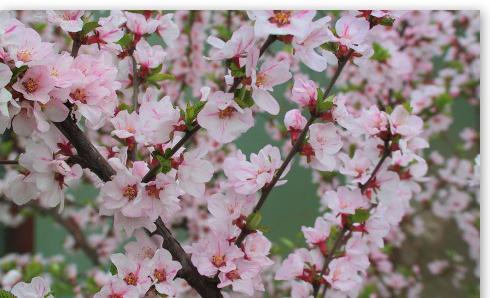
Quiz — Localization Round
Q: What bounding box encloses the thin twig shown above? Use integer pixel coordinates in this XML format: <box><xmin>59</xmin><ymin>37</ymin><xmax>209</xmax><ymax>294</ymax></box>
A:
<box><xmin>235</xmin><ymin>50</ymin><xmax>354</xmax><ymax>246</ymax></box>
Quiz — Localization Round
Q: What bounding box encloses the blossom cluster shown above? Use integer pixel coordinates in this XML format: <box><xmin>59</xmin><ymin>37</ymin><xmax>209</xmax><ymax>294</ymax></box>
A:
<box><xmin>0</xmin><ymin>9</ymin><xmax>479</xmax><ymax>298</ymax></box>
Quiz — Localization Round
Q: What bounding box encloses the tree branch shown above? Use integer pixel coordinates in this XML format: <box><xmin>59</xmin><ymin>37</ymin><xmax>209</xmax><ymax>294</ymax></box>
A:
<box><xmin>235</xmin><ymin>50</ymin><xmax>354</xmax><ymax>246</ymax></box>
<box><xmin>313</xmin><ymin>136</ymin><xmax>392</xmax><ymax>297</ymax></box>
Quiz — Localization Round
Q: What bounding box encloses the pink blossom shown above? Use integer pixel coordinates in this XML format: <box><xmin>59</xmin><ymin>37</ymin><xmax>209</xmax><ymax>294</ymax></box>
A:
<box><xmin>357</xmin><ymin>105</ymin><xmax>389</xmax><ymax>136</ymax></box>
<box><xmin>291</xmin><ymin>76</ymin><xmax>318</xmax><ymax>108</ymax></box>
<box><xmin>275</xmin><ymin>251</ymin><xmax>304</xmax><ymax>280</ymax></box>
<box><xmin>207</xmin><ymin>189</ymin><xmax>257</xmax><ymax>221</ymax></box>
<box><xmin>197</xmin><ymin>91</ymin><xmax>254</xmax><ymax>143</ymax></box>
<box><xmin>13</xmin><ymin>65</ymin><xmax>55</xmax><ymax>104</ymax></box>
<box><xmin>94</xmin><ymin>276</ymin><xmax>139</xmax><ymax>298</ymax></box>
<box><xmin>250</xmin><ymin>59</ymin><xmax>292</xmax><ymax>115</ymax></box>
<box><xmin>207</xmin><ymin>25</ymin><xmax>255</xmax><ymax>64</ymax></box>
<box><xmin>389</xmin><ymin>106</ymin><xmax>424</xmax><ymax>138</ymax></box>
<box><xmin>308</xmin><ymin>123</ymin><xmax>343</xmax><ymax>171</ymax></box>
<box><xmin>133</xmin><ymin>40</ymin><xmax>166</xmax><ymax>69</ymax></box>
<box><xmin>190</xmin><ymin>233</ymin><xmax>244</xmax><ymax>276</ymax></box>
<box><xmin>364</xmin><ymin>215</ymin><xmax>390</xmax><ymax>248</ymax></box>
<box><xmin>291</xmin><ymin>280</ymin><xmax>313</xmax><ymax>298</ymax></box>
<box><xmin>324</xmin><ymin>186</ymin><xmax>367</xmax><ymax>216</ymax></box>
<box><xmin>11</xmin><ymin>140</ymin><xmax>82</xmax><ymax>208</ymax></box>
<box><xmin>301</xmin><ymin>217</ymin><xmax>331</xmax><ymax>246</ymax></box>
<box><xmin>11</xmin><ymin>276</ymin><xmax>53</xmax><ymax>298</ymax></box>
<box><xmin>284</xmin><ymin>109</ymin><xmax>307</xmax><ymax>131</ymax></box>
<box><xmin>217</xmin><ymin>259</ymin><xmax>261</xmax><ymax>296</ymax></box>
<box><xmin>248</xmin><ymin>10</ymin><xmax>316</xmax><ymax>39</ymax></box>
<box><xmin>223</xmin><ymin>145</ymin><xmax>285</xmax><ymax>195</ymax></box>
<box><xmin>148</xmin><ymin>248</ymin><xmax>182</xmax><ymax>296</ymax></box>
<box><xmin>134</xmin><ymin>170</ymin><xmax>181</xmax><ymax>221</ymax></box>
<box><xmin>177</xmin><ymin>149</ymin><xmax>214</xmax><ymax>197</ymax></box>
<box><xmin>293</xmin><ymin>16</ymin><xmax>337</xmax><ymax>71</ymax></box>
<box><xmin>0</xmin><ymin>62</ymin><xmax>13</xmax><ymax>117</ymax></box>
<box><xmin>111</xmin><ymin>110</ymin><xmax>139</xmax><ymax>139</ymax></box>
<box><xmin>334</xmin><ymin>15</ymin><xmax>370</xmax><ymax>50</ymax></box>
<box><xmin>124</xmin><ymin>229</ymin><xmax>163</xmax><ymax>261</ymax></box>
<box><xmin>125</xmin><ymin>12</ymin><xmax>159</xmax><ymax>36</ymax></box>
<box><xmin>338</xmin><ymin>151</ymin><xmax>372</xmax><ymax>184</ymax></box>
<box><xmin>325</xmin><ymin>257</ymin><xmax>363</xmax><ymax>292</ymax></box>
<box><xmin>100</xmin><ymin>159</ymin><xmax>145</xmax><ymax>217</ymax></box>
<box><xmin>110</xmin><ymin>253</ymin><xmax>152</xmax><ymax>295</ymax></box>
<box><xmin>158</xmin><ymin>13</ymin><xmax>180</xmax><ymax>46</ymax></box>
<box><xmin>137</xmin><ymin>93</ymin><xmax>180</xmax><ymax>145</ymax></box>
<box><xmin>242</xmin><ymin>231</ymin><xmax>273</xmax><ymax>266</ymax></box>
<box><xmin>46</xmin><ymin>10</ymin><xmax>84</xmax><ymax>32</ymax></box>
<box><xmin>6</xmin><ymin>27</ymin><xmax>53</xmax><ymax>67</ymax></box>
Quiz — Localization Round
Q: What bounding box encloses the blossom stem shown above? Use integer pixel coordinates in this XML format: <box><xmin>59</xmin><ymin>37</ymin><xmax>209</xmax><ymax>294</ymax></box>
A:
<box><xmin>0</xmin><ymin>160</ymin><xmax>18</xmax><ymax>165</ymax></box>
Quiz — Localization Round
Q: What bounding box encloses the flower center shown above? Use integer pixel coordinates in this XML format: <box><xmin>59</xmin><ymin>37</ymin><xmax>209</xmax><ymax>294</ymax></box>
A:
<box><xmin>268</xmin><ymin>11</ymin><xmax>292</xmax><ymax>27</ymax></box>
<box><xmin>123</xmin><ymin>184</ymin><xmax>138</xmax><ymax>200</ymax></box>
<box><xmin>70</xmin><ymin>88</ymin><xmax>88</xmax><ymax>103</ymax></box>
<box><xmin>123</xmin><ymin>272</ymin><xmax>138</xmax><ymax>285</ymax></box>
<box><xmin>22</xmin><ymin>78</ymin><xmax>39</xmax><ymax>93</ymax></box>
<box><xmin>212</xmin><ymin>255</ymin><xmax>226</xmax><ymax>268</ymax></box>
<box><xmin>225</xmin><ymin>269</ymin><xmax>241</xmax><ymax>281</ymax></box>
<box><xmin>145</xmin><ymin>184</ymin><xmax>161</xmax><ymax>199</ymax></box>
<box><xmin>108</xmin><ymin>295</ymin><xmax>123</xmax><ymax>298</ymax></box>
<box><xmin>17</xmin><ymin>49</ymin><xmax>32</xmax><ymax>62</ymax></box>
<box><xmin>255</xmin><ymin>73</ymin><xmax>267</xmax><ymax>87</ymax></box>
<box><xmin>153</xmin><ymin>268</ymin><xmax>167</xmax><ymax>282</ymax></box>
<box><xmin>219</xmin><ymin>107</ymin><xmax>236</xmax><ymax>119</ymax></box>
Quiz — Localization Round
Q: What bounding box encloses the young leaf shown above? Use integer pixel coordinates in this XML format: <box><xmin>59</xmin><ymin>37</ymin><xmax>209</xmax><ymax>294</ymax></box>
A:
<box><xmin>81</xmin><ymin>21</ymin><xmax>100</xmax><ymax>36</ymax></box>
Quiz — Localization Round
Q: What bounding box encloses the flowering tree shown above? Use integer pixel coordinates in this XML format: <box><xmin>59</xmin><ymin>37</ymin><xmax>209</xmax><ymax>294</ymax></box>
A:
<box><xmin>0</xmin><ymin>10</ymin><xmax>479</xmax><ymax>298</ymax></box>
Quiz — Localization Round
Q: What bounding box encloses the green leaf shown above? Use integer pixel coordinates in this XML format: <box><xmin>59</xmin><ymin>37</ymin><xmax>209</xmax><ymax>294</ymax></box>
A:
<box><xmin>23</xmin><ymin>261</ymin><xmax>43</xmax><ymax>282</ymax></box>
<box><xmin>81</xmin><ymin>21</ymin><xmax>100</xmax><ymax>36</ymax></box>
<box><xmin>109</xmin><ymin>262</ymin><xmax>118</xmax><ymax>275</ymax></box>
<box><xmin>434</xmin><ymin>93</ymin><xmax>452</xmax><ymax>110</ymax></box>
<box><xmin>10</xmin><ymin>65</ymin><xmax>28</xmax><ymax>84</ymax></box>
<box><xmin>370</xmin><ymin>42</ymin><xmax>391</xmax><ymax>62</ymax></box>
<box><xmin>246</xmin><ymin>212</ymin><xmax>262</xmax><ymax>230</ymax></box>
<box><xmin>234</xmin><ymin>87</ymin><xmax>254</xmax><ymax>109</ymax></box>
<box><xmin>185</xmin><ymin>101</ymin><xmax>206</xmax><ymax>127</ymax></box>
<box><xmin>150</xmin><ymin>64</ymin><xmax>163</xmax><ymax>76</ymax></box>
<box><xmin>147</xmin><ymin>73</ymin><xmax>175</xmax><ymax>84</ymax></box>
<box><xmin>280</xmin><ymin>237</ymin><xmax>296</xmax><ymax>249</ymax></box>
<box><xmin>85</xmin><ymin>277</ymin><xmax>101</xmax><ymax>294</ymax></box>
<box><xmin>156</xmin><ymin>155</ymin><xmax>172</xmax><ymax>174</ymax></box>
<box><xmin>379</xmin><ymin>17</ymin><xmax>395</xmax><ymax>27</ymax></box>
<box><xmin>403</xmin><ymin>101</ymin><xmax>413</xmax><ymax>113</ymax></box>
<box><xmin>215</xmin><ymin>25</ymin><xmax>232</xmax><ymax>40</ymax></box>
<box><xmin>351</xmin><ymin>208</ymin><xmax>370</xmax><ymax>223</ymax></box>
<box><xmin>117</xmin><ymin>33</ymin><xmax>134</xmax><ymax>49</ymax></box>
<box><xmin>0</xmin><ymin>290</ymin><xmax>15</xmax><ymax>298</ymax></box>
<box><xmin>32</xmin><ymin>22</ymin><xmax>47</xmax><ymax>33</ymax></box>
<box><xmin>316</xmin><ymin>94</ymin><xmax>334</xmax><ymax>113</ymax></box>
<box><xmin>229</xmin><ymin>62</ymin><xmax>245</xmax><ymax>78</ymax></box>
<box><xmin>359</xmin><ymin>284</ymin><xmax>377</xmax><ymax>298</ymax></box>
<box><xmin>320</xmin><ymin>42</ymin><xmax>339</xmax><ymax>52</ymax></box>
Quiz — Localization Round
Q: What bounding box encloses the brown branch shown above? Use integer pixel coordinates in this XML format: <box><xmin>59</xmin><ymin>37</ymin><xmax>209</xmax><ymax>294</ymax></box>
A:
<box><xmin>46</xmin><ymin>26</ymin><xmax>227</xmax><ymax>298</ymax></box>
<box><xmin>153</xmin><ymin>218</ymin><xmax>222</xmax><ymax>297</ymax></box>
<box><xmin>0</xmin><ymin>196</ymin><xmax>100</xmax><ymax>265</ymax></box>
<box><xmin>235</xmin><ymin>50</ymin><xmax>354</xmax><ymax>246</ymax></box>
<box><xmin>29</xmin><ymin>203</ymin><xmax>101</xmax><ymax>266</ymax></box>
<box><xmin>0</xmin><ymin>160</ymin><xmax>18</xmax><ymax>165</ymax></box>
